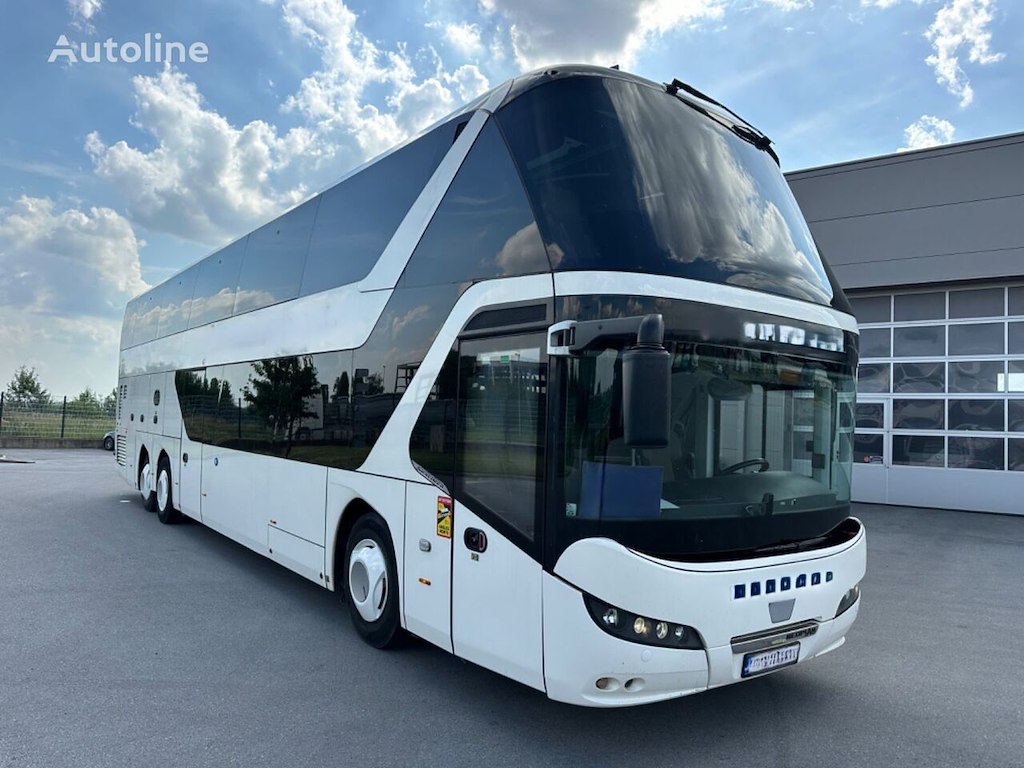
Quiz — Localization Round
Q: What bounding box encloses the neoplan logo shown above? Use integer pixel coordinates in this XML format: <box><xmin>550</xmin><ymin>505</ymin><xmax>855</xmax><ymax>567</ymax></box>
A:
<box><xmin>48</xmin><ymin>33</ymin><xmax>208</xmax><ymax>64</ymax></box>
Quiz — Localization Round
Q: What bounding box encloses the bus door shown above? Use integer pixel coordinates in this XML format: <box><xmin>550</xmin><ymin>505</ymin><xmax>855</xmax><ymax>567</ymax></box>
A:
<box><xmin>403</xmin><ymin>482</ymin><xmax>453</xmax><ymax>653</ymax></box>
<box><xmin>450</xmin><ymin>334</ymin><xmax>547</xmax><ymax>692</ymax></box>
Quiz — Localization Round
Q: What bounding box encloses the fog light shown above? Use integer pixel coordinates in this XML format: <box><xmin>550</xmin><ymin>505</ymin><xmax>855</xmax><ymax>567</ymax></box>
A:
<box><xmin>673</xmin><ymin>625</ymin><xmax>686</xmax><ymax>642</ymax></box>
<box><xmin>835</xmin><ymin>584</ymin><xmax>860</xmax><ymax>617</ymax></box>
<box><xmin>633</xmin><ymin>617</ymin><xmax>649</xmax><ymax>636</ymax></box>
<box><xmin>655</xmin><ymin>621</ymin><xmax>669</xmax><ymax>640</ymax></box>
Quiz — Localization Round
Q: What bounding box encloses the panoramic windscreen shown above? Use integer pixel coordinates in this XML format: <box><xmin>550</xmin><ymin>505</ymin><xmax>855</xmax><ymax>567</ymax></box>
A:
<box><xmin>496</xmin><ymin>75</ymin><xmax>835</xmax><ymax>306</ymax></box>
<box><xmin>553</xmin><ymin>315</ymin><xmax>855</xmax><ymax>560</ymax></box>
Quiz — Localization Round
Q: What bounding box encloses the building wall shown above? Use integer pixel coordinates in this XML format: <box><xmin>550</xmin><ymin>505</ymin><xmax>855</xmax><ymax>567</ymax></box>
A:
<box><xmin>786</xmin><ymin>133</ymin><xmax>1024</xmax><ymax>514</ymax></box>
<box><xmin>787</xmin><ymin>132</ymin><xmax>1024</xmax><ymax>290</ymax></box>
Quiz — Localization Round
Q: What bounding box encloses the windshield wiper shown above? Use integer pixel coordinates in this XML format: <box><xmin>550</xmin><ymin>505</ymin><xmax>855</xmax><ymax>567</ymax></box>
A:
<box><xmin>664</xmin><ymin>77</ymin><xmax>780</xmax><ymax>166</ymax></box>
<box><xmin>753</xmin><ymin>533</ymin><xmax>831</xmax><ymax>556</ymax></box>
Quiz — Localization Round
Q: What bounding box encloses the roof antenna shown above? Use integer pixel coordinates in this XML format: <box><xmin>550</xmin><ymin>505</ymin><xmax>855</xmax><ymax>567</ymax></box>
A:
<box><xmin>610</xmin><ymin>64</ymin><xmax>620</xmax><ymax>70</ymax></box>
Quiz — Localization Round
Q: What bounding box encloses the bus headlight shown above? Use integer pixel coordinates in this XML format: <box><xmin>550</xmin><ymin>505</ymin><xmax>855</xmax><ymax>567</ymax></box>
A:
<box><xmin>835</xmin><ymin>584</ymin><xmax>860</xmax><ymax>618</ymax></box>
<box><xmin>584</xmin><ymin>594</ymin><xmax>703</xmax><ymax>650</ymax></box>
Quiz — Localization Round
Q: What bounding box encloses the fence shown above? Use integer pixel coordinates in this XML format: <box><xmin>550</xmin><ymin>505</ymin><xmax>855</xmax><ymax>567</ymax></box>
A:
<box><xmin>0</xmin><ymin>393</ymin><xmax>115</xmax><ymax>440</ymax></box>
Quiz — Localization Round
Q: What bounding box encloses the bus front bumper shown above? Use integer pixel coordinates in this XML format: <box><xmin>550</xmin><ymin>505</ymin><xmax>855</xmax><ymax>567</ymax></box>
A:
<box><xmin>542</xmin><ymin>571</ymin><xmax>860</xmax><ymax>707</ymax></box>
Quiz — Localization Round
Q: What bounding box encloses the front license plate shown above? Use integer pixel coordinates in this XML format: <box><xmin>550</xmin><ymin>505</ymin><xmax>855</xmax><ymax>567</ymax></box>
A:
<box><xmin>742</xmin><ymin>643</ymin><xmax>800</xmax><ymax>678</ymax></box>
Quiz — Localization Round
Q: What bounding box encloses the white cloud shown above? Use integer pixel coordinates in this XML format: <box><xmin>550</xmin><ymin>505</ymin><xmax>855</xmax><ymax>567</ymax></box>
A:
<box><xmin>447</xmin><ymin>64</ymin><xmax>491</xmax><ymax>102</ymax></box>
<box><xmin>67</xmin><ymin>0</ymin><xmax>102</xmax><ymax>28</ymax></box>
<box><xmin>0</xmin><ymin>196</ymin><xmax>146</xmax><ymax>395</ymax></box>
<box><xmin>899</xmin><ymin>114</ymin><xmax>956</xmax><ymax>151</ymax></box>
<box><xmin>761</xmin><ymin>0</ymin><xmax>813</xmax><ymax>10</ymax></box>
<box><xmin>0</xmin><ymin>196</ymin><xmax>146</xmax><ymax>313</ymax></box>
<box><xmin>434</xmin><ymin>22</ymin><xmax>485</xmax><ymax>58</ymax></box>
<box><xmin>485</xmin><ymin>0</ymin><xmax>725</xmax><ymax>70</ymax></box>
<box><xmin>85</xmin><ymin>1</ymin><xmax>491</xmax><ymax>247</ymax></box>
<box><xmin>859</xmin><ymin>0</ymin><xmax>927</xmax><ymax>7</ymax></box>
<box><xmin>925</xmin><ymin>0</ymin><xmax>1003</xmax><ymax>107</ymax></box>
<box><xmin>85</xmin><ymin>68</ymin><xmax>319</xmax><ymax>246</ymax></box>
<box><xmin>281</xmin><ymin>0</ymin><xmax>484</xmax><ymax>148</ymax></box>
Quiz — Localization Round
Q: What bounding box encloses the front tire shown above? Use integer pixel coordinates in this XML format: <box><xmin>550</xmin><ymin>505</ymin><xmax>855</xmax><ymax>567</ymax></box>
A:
<box><xmin>155</xmin><ymin>456</ymin><xmax>181</xmax><ymax>524</ymax></box>
<box><xmin>345</xmin><ymin>514</ymin><xmax>403</xmax><ymax>649</ymax></box>
<box><xmin>139</xmin><ymin>458</ymin><xmax>157</xmax><ymax>512</ymax></box>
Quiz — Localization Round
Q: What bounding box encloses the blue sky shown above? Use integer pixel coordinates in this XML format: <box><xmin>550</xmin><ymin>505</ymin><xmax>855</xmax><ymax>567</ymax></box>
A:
<box><xmin>0</xmin><ymin>0</ymin><xmax>1020</xmax><ymax>395</ymax></box>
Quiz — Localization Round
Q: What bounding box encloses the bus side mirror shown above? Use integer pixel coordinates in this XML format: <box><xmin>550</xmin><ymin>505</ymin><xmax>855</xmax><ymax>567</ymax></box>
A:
<box><xmin>622</xmin><ymin>314</ymin><xmax>671</xmax><ymax>449</ymax></box>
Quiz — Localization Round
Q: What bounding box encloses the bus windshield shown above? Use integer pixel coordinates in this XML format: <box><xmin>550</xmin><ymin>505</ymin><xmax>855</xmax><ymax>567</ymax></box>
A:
<box><xmin>496</xmin><ymin>74</ymin><xmax>837</xmax><ymax>307</ymax></box>
<box><xmin>553</xmin><ymin>337</ymin><xmax>855</xmax><ymax>561</ymax></box>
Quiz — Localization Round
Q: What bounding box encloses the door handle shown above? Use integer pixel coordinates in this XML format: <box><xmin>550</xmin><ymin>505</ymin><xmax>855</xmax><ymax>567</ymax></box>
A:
<box><xmin>464</xmin><ymin>527</ymin><xmax>488</xmax><ymax>553</ymax></box>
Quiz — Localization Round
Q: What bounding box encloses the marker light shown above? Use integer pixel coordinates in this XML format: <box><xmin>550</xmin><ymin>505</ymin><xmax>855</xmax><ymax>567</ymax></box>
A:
<box><xmin>584</xmin><ymin>594</ymin><xmax>703</xmax><ymax>650</ymax></box>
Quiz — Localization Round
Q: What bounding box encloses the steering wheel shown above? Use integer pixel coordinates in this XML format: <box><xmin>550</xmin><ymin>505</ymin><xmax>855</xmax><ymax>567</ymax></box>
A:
<box><xmin>716</xmin><ymin>458</ymin><xmax>769</xmax><ymax>476</ymax></box>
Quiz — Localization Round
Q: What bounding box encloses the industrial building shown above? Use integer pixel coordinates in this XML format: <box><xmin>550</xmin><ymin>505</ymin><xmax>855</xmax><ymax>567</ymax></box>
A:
<box><xmin>787</xmin><ymin>131</ymin><xmax>1024</xmax><ymax>514</ymax></box>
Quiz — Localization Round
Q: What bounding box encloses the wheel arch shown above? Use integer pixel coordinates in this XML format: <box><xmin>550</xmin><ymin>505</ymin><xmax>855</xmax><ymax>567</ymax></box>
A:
<box><xmin>329</xmin><ymin>497</ymin><xmax>384</xmax><ymax>596</ymax></box>
<box><xmin>137</xmin><ymin>444</ymin><xmax>150</xmax><ymax>490</ymax></box>
<box><xmin>157</xmin><ymin>448</ymin><xmax>172</xmax><ymax>470</ymax></box>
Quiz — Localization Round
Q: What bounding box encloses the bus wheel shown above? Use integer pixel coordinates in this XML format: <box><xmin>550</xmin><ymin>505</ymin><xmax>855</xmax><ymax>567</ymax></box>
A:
<box><xmin>345</xmin><ymin>514</ymin><xmax>403</xmax><ymax>649</ymax></box>
<box><xmin>155</xmin><ymin>456</ymin><xmax>181</xmax><ymax>525</ymax></box>
<box><xmin>140</xmin><ymin>457</ymin><xmax>157</xmax><ymax>512</ymax></box>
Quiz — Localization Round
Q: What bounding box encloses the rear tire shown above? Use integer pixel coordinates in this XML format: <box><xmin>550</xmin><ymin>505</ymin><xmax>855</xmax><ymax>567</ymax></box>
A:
<box><xmin>155</xmin><ymin>456</ymin><xmax>180</xmax><ymax>524</ymax></box>
<box><xmin>103</xmin><ymin>435</ymin><xmax>114</xmax><ymax>451</ymax></box>
<box><xmin>139</xmin><ymin>457</ymin><xmax>157</xmax><ymax>512</ymax></box>
<box><xmin>344</xmin><ymin>513</ymin><xmax>404</xmax><ymax>649</ymax></box>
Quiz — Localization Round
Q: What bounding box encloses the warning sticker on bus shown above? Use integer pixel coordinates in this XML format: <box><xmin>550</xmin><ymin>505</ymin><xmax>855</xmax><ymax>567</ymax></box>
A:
<box><xmin>436</xmin><ymin>496</ymin><xmax>453</xmax><ymax>539</ymax></box>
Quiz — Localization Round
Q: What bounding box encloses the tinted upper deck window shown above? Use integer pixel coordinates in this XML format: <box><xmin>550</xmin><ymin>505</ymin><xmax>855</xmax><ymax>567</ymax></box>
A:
<box><xmin>496</xmin><ymin>77</ymin><xmax>835</xmax><ymax>306</ymax></box>
<box><xmin>156</xmin><ymin>266</ymin><xmax>199</xmax><ymax>338</ymax></box>
<box><xmin>398</xmin><ymin>120</ymin><xmax>548</xmax><ymax>288</ymax></box>
<box><xmin>188</xmin><ymin>237</ymin><xmax>247</xmax><ymax>328</ymax></box>
<box><xmin>299</xmin><ymin>121</ymin><xmax>455</xmax><ymax>296</ymax></box>
<box><xmin>234</xmin><ymin>198</ymin><xmax>318</xmax><ymax>315</ymax></box>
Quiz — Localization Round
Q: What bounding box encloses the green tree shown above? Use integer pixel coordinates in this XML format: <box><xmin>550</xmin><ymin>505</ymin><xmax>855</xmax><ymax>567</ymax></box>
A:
<box><xmin>70</xmin><ymin>387</ymin><xmax>105</xmax><ymax>417</ymax></box>
<box><xmin>243</xmin><ymin>356</ymin><xmax>319</xmax><ymax>456</ymax></box>
<box><xmin>5</xmin><ymin>366</ymin><xmax>51</xmax><ymax>406</ymax></box>
<box><xmin>102</xmin><ymin>387</ymin><xmax>117</xmax><ymax>414</ymax></box>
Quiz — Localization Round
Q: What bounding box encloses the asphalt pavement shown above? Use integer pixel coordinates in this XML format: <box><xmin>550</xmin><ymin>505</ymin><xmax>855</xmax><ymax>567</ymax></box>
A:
<box><xmin>1</xmin><ymin>450</ymin><xmax>1022</xmax><ymax>768</ymax></box>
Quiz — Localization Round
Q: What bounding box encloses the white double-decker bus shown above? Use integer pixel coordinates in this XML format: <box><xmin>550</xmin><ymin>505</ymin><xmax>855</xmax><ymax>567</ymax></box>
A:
<box><xmin>116</xmin><ymin>66</ymin><xmax>864</xmax><ymax>707</ymax></box>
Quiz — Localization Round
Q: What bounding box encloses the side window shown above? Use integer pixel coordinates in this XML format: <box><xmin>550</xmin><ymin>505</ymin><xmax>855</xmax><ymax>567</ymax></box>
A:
<box><xmin>234</xmin><ymin>198</ymin><xmax>318</xmax><ymax>315</ymax></box>
<box><xmin>456</xmin><ymin>334</ymin><xmax>547</xmax><ymax>542</ymax></box>
<box><xmin>410</xmin><ymin>348</ymin><xmax>459</xmax><ymax>491</ymax></box>
<box><xmin>133</xmin><ymin>291</ymin><xmax>159</xmax><ymax>346</ymax></box>
<box><xmin>300</xmin><ymin>121</ymin><xmax>455</xmax><ymax>296</ymax></box>
<box><xmin>156</xmin><ymin>266</ymin><xmax>199</xmax><ymax>338</ymax></box>
<box><xmin>175</xmin><ymin>368</ymin><xmax>216</xmax><ymax>442</ymax></box>
<box><xmin>349</xmin><ymin>282</ymin><xmax>463</xmax><ymax>467</ymax></box>
<box><xmin>121</xmin><ymin>299</ymin><xmax>138</xmax><ymax>349</ymax></box>
<box><xmin>188</xmin><ymin>237</ymin><xmax>247</xmax><ymax>328</ymax></box>
<box><xmin>397</xmin><ymin>120</ymin><xmax>549</xmax><ymax>289</ymax></box>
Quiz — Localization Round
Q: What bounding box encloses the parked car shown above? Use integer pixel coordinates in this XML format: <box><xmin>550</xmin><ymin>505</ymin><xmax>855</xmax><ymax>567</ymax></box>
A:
<box><xmin>103</xmin><ymin>431</ymin><xmax>115</xmax><ymax>451</ymax></box>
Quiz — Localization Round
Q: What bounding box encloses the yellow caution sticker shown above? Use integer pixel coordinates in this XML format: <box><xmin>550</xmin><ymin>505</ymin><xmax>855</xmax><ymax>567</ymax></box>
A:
<box><xmin>436</xmin><ymin>495</ymin><xmax>453</xmax><ymax>539</ymax></box>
